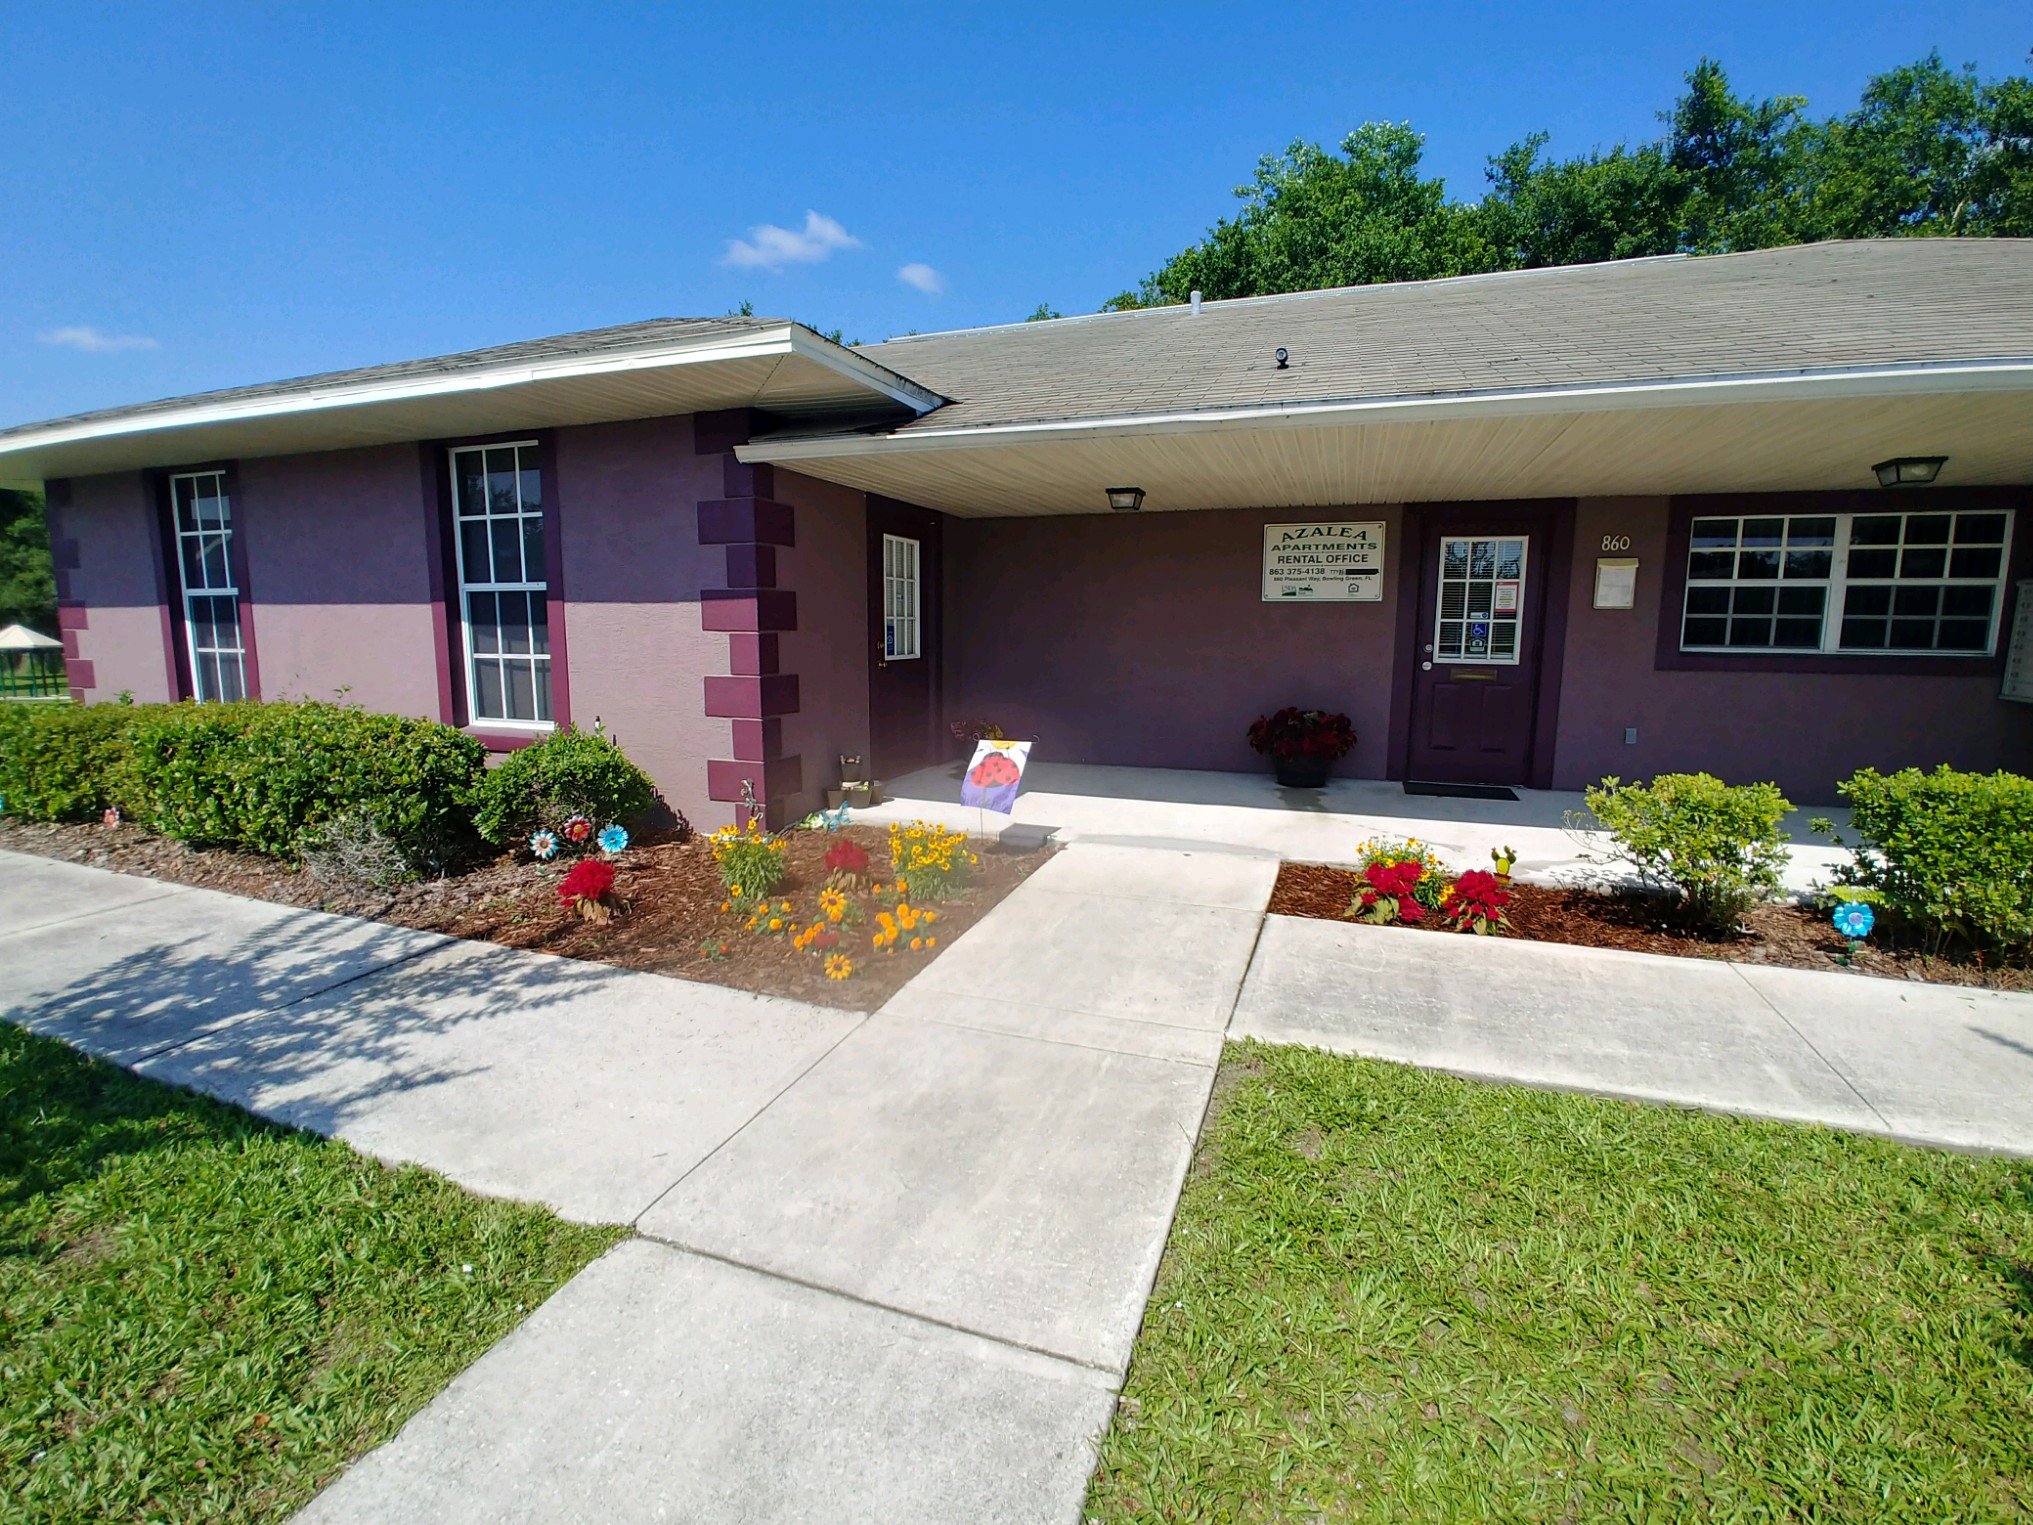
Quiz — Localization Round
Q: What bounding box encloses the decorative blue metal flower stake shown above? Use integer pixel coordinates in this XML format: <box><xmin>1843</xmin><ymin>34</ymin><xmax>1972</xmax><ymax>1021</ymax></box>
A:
<box><xmin>1831</xmin><ymin>898</ymin><xmax>1874</xmax><ymax>964</ymax></box>
<box><xmin>529</xmin><ymin>828</ymin><xmax>560</xmax><ymax>861</ymax></box>
<box><xmin>597</xmin><ymin>824</ymin><xmax>629</xmax><ymax>855</ymax></box>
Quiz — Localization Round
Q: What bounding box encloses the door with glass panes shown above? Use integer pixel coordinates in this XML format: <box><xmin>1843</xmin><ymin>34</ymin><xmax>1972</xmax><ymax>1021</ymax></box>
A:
<box><xmin>1406</xmin><ymin>522</ymin><xmax>1548</xmax><ymax>785</ymax></box>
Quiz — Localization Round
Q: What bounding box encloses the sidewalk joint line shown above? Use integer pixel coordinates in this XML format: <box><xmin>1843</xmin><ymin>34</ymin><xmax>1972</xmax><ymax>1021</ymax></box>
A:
<box><xmin>0</xmin><ymin>883</ymin><xmax>187</xmax><ymax>940</ymax></box>
<box><xmin>629</xmin><ymin>1013</ymin><xmax>873</xmax><ymax>1227</ymax></box>
<box><xmin>1726</xmin><ymin>963</ymin><xmax>1896</xmax><ymax>1134</ymax></box>
<box><xmin>877</xmin><ymin>1004</ymin><xmax>1217</xmax><ymax>1069</ymax></box>
<box><xmin>628</xmin><ymin>1231</ymin><xmax>1125</xmax><ymax>1379</ymax></box>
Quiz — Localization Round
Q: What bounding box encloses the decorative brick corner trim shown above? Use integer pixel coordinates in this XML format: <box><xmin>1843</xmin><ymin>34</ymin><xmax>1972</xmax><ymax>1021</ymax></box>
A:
<box><xmin>696</xmin><ymin>410</ymin><xmax>801</xmax><ymax>826</ymax></box>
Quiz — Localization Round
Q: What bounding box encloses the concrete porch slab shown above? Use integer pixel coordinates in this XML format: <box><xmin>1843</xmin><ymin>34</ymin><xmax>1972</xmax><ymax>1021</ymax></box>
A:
<box><xmin>139</xmin><ymin>938</ymin><xmax>863</xmax><ymax>1224</ymax></box>
<box><xmin>0</xmin><ymin>860</ymin><xmax>446</xmax><ymax>1065</ymax></box>
<box><xmin>0</xmin><ymin>847</ymin><xmax>184</xmax><ymax>931</ymax></box>
<box><xmin>860</xmin><ymin>761</ymin><xmax>1849</xmax><ymax>894</ymax></box>
<box><xmin>1233</xmin><ymin>914</ymin><xmax>1886</xmax><ymax>1134</ymax></box>
<box><xmin>294</xmin><ymin>1238</ymin><xmax>1117</xmax><ymax>1525</ymax></box>
<box><xmin>637</xmin><ymin>1012</ymin><xmax>1213</xmax><ymax>1373</ymax></box>
<box><xmin>1734</xmin><ymin>963</ymin><xmax>2033</xmax><ymax>1154</ymax></box>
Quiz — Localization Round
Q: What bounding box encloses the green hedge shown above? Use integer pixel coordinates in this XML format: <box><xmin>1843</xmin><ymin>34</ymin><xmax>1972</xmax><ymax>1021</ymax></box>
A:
<box><xmin>1</xmin><ymin>700</ymin><xmax>489</xmax><ymax>873</ymax></box>
<box><xmin>471</xmin><ymin>725</ymin><xmax>656</xmax><ymax>845</ymax></box>
<box><xmin>1583</xmin><ymin>772</ymin><xmax>1794</xmax><ymax>933</ymax></box>
<box><xmin>1831</xmin><ymin>766</ymin><xmax>2033</xmax><ymax>954</ymax></box>
<box><xmin>0</xmin><ymin>701</ymin><xmax>153</xmax><ymax>821</ymax></box>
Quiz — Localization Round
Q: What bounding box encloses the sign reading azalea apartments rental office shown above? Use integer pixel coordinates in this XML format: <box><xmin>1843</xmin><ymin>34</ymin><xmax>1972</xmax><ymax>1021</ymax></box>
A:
<box><xmin>1262</xmin><ymin>521</ymin><xmax>1387</xmax><ymax>602</ymax></box>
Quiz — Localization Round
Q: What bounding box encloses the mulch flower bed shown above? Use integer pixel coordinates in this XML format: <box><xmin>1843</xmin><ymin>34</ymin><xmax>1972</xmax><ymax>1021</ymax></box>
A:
<box><xmin>1270</xmin><ymin>860</ymin><xmax>2033</xmax><ymax>992</ymax></box>
<box><xmin>0</xmin><ymin>819</ymin><xmax>1053</xmax><ymax>1012</ymax></box>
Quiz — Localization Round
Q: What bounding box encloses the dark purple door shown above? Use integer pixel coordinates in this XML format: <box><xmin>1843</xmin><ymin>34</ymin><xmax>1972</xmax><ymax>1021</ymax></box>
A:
<box><xmin>1406</xmin><ymin>521</ymin><xmax>1548</xmax><ymax>785</ymax></box>
<box><xmin>867</xmin><ymin>498</ymin><xmax>943</xmax><ymax>779</ymax></box>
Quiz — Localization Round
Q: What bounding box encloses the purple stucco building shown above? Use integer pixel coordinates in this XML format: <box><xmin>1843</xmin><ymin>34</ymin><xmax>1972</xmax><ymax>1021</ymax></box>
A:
<box><xmin>5</xmin><ymin>241</ymin><xmax>2031</xmax><ymax>822</ymax></box>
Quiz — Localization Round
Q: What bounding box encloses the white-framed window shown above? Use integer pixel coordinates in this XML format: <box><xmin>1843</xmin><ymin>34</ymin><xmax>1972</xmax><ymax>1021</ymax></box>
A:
<box><xmin>170</xmin><ymin>469</ymin><xmax>248</xmax><ymax>702</ymax></box>
<box><xmin>882</xmin><ymin>533</ymin><xmax>921</xmax><ymax>660</ymax></box>
<box><xmin>1682</xmin><ymin>508</ymin><xmax>2013</xmax><ymax>655</ymax></box>
<box><xmin>450</xmin><ymin>441</ymin><xmax>552</xmax><ymax>726</ymax></box>
<box><xmin>1433</xmin><ymin>535</ymin><xmax>1528</xmax><ymax>664</ymax></box>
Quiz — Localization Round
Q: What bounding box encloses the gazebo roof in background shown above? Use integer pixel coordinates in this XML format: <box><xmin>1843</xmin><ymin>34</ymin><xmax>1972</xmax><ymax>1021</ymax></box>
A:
<box><xmin>0</xmin><ymin>623</ymin><xmax>62</xmax><ymax>651</ymax></box>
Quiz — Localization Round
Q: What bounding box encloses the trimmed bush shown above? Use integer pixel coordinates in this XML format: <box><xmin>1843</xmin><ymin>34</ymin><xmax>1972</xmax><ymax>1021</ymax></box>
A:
<box><xmin>0</xmin><ymin>701</ymin><xmax>151</xmax><ymax>821</ymax></box>
<box><xmin>1583</xmin><ymin>772</ymin><xmax>1793</xmax><ymax>932</ymax></box>
<box><xmin>471</xmin><ymin>725</ymin><xmax>656</xmax><ymax>845</ymax></box>
<box><xmin>123</xmin><ymin>702</ymin><xmax>487</xmax><ymax>872</ymax></box>
<box><xmin>1828</xmin><ymin>766</ymin><xmax>2033</xmax><ymax>955</ymax></box>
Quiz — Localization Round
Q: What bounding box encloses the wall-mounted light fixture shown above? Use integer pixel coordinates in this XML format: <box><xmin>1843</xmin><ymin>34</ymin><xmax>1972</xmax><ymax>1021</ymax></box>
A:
<box><xmin>1872</xmin><ymin>456</ymin><xmax>1947</xmax><ymax>488</ymax></box>
<box><xmin>1105</xmin><ymin>486</ymin><xmax>1146</xmax><ymax>512</ymax></box>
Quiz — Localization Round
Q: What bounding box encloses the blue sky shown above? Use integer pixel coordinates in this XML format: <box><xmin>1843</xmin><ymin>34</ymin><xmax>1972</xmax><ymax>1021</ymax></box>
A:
<box><xmin>2</xmin><ymin>2</ymin><xmax>2026</xmax><ymax>426</ymax></box>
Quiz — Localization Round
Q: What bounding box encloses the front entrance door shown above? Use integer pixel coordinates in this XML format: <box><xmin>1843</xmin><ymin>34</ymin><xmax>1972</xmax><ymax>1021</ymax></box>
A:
<box><xmin>866</xmin><ymin>499</ymin><xmax>942</xmax><ymax>779</ymax></box>
<box><xmin>1405</xmin><ymin>523</ymin><xmax>1548</xmax><ymax>785</ymax></box>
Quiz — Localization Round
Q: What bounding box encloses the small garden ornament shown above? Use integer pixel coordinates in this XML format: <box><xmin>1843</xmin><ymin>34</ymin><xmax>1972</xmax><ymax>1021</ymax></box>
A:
<box><xmin>1831</xmin><ymin>891</ymin><xmax>1876</xmax><ymax>964</ymax></box>
<box><xmin>1491</xmin><ymin>845</ymin><xmax>1518</xmax><ymax>883</ymax></box>
<box><xmin>597</xmin><ymin>823</ymin><xmax>629</xmax><ymax>855</ymax></box>
<box><xmin>529</xmin><ymin>828</ymin><xmax>560</xmax><ymax>860</ymax></box>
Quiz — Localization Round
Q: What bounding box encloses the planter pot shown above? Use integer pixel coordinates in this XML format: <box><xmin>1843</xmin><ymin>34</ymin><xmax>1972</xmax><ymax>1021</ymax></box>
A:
<box><xmin>1272</xmin><ymin>755</ymin><xmax>1334</xmax><ymax>789</ymax></box>
<box><xmin>827</xmin><ymin>784</ymin><xmax>881</xmax><ymax>810</ymax></box>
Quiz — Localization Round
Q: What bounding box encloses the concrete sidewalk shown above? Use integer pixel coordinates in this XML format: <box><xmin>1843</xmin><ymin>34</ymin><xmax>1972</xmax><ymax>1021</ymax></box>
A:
<box><xmin>0</xmin><ymin>843</ymin><xmax>1269</xmax><ymax>1522</ymax></box>
<box><xmin>1234</xmin><ymin>913</ymin><xmax>2033</xmax><ymax>1154</ymax></box>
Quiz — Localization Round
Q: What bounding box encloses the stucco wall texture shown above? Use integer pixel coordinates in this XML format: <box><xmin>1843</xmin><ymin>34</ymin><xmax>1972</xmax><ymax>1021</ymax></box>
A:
<box><xmin>775</xmin><ymin>468</ymin><xmax>872</xmax><ymax>819</ymax></box>
<box><xmin>1552</xmin><ymin>497</ymin><xmax>2033</xmax><ymax>804</ymax></box>
<box><xmin>553</xmin><ymin>414</ymin><xmax>731</xmax><ymax>829</ymax></box>
<box><xmin>940</xmin><ymin>504</ymin><xmax>1409</xmax><ymax>779</ymax></box>
<box><xmin>236</xmin><ymin>445</ymin><xmax>441</xmax><ymax>716</ymax></box>
<box><xmin>52</xmin><ymin>471</ymin><xmax>175</xmax><ymax>704</ymax></box>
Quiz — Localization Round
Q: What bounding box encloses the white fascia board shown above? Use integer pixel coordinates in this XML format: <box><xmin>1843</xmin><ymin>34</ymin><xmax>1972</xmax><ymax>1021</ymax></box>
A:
<box><xmin>0</xmin><ymin>323</ymin><xmax>930</xmax><ymax>462</ymax></box>
<box><xmin>785</xmin><ymin>326</ymin><xmax>945</xmax><ymax>414</ymax></box>
<box><xmin>739</xmin><ymin>359</ymin><xmax>2033</xmax><ymax>463</ymax></box>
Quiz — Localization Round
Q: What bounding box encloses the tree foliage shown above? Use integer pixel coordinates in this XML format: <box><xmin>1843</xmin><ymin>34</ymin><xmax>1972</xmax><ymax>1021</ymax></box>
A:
<box><xmin>0</xmin><ymin>488</ymin><xmax>57</xmax><ymax>635</ymax></box>
<box><xmin>1110</xmin><ymin>52</ymin><xmax>2033</xmax><ymax>307</ymax></box>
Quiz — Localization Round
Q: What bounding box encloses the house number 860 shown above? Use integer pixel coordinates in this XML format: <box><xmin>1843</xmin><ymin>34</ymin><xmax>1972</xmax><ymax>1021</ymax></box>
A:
<box><xmin>1600</xmin><ymin>534</ymin><xmax>1632</xmax><ymax>552</ymax></box>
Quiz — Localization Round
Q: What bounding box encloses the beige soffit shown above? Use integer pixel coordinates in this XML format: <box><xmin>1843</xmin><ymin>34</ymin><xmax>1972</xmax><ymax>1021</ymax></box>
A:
<box><xmin>0</xmin><ymin>319</ymin><xmax>942</xmax><ymax>484</ymax></box>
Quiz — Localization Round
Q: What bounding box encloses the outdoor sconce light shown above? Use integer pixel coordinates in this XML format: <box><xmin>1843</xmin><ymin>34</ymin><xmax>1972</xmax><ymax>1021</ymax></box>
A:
<box><xmin>1872</xmin><ymin>456</ymin><xmax>1947</xmax><ymax>488</ymax></box>
<box><xmin>1106</xmin><ymin>486</ymin><xmax>1146</xmax><ymax>512</ymax></box>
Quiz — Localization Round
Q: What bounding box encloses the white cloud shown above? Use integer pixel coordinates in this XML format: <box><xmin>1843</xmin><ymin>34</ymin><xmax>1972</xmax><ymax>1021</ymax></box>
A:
<box><xmin>39</xmin><ymin>325</ymin><xmax>158</xmax><ymax>353</ymax></box>
<box><xmin>721</xmin><ymin>210</ymin><xmax>861</xmax><ymax>271</ymax></box>
<box><xmin>896</xmin><ymin>262</ymin><xmax>946</xmax><ymax>295</ymax></box>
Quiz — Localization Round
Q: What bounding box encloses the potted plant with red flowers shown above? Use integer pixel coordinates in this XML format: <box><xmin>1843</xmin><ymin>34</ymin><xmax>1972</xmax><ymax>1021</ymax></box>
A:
<box><xmin>1246</xmin><ymin>707</ymin><xmax>1357</xmax><ymax>789</ymax></box>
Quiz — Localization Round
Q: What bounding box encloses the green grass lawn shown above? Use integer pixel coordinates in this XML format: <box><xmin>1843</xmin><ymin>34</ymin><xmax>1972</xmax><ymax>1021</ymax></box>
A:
<box><xmin>1089</xmin><ymin>1042</ymin><xmax>2033</xmax><ymax>1523</ymax></box>
<box><xmin>0</xmin><ymin>1023</ymin><xmax>623</xmax><ymax>1523</ymax></box>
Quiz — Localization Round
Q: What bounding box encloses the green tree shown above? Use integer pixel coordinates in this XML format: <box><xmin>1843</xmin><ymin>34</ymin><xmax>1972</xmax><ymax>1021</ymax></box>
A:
<box><xmin>1107</xmin><ymin>123</ymin><xmax>1500</xmax><ymax>309</ymax></box>
<box><xmin>1024</xmin><ymin>303</ymin><xmax>1062</xmax><ymax>321</ymax></box>
<box><xmin>0</xmin><ymin>488</ymin><xmax>56</xmax><ymax>635</ymax></box>
<box><xmin>1110</xmin><ymin>51</ymin><xmax>2033</xmax><ymax>306</ymax></box>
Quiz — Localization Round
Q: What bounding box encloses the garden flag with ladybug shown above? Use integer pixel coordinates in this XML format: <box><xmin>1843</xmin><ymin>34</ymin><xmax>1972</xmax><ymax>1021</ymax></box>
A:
<box><xmin>960</xmin><ymin>739</ymin><xmax>1032</xmax><ymax>814</ymax></box>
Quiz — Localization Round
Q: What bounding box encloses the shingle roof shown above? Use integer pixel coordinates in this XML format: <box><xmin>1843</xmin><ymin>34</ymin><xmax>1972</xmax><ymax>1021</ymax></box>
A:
<box><xmin>850</xmin><ymin>240</ymin><xmax>2033</xmax><ymax>434</ymax></box>
<box><xmin>0</xmin><ymin>317</ymin><xmax>792</xmax><ymax>441</ymax></box>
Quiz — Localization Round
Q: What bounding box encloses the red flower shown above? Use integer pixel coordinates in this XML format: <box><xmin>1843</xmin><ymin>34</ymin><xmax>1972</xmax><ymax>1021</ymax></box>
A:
<box><xmin>1246</xmin><ymin>707</ymin><xmax>1357</xmax><ymax>763</ymax></box>
<box><xmin>1399</xmin><ymin>898</ymin><xmax>1425</xmax><ymax>923</ymax></box>
<box><xmin>825</xmin><ymin>838</ymin><xmax>870</xmax><ymax>875</ymax></box>
<box><xmin>558</xmin><ymin>858</ymin><xmax>616</xmax><ymax>910</ymax></box>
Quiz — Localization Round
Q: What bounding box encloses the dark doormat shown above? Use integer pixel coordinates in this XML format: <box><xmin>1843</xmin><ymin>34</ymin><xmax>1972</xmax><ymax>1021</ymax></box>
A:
<box><xmin>1404</xmin><ymin>780</ymin><xmax>1519</xmax><ymax>802</ymax></box>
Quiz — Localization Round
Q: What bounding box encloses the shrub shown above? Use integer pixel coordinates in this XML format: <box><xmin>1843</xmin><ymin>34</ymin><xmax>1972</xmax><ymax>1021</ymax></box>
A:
<box><xmin>1582</xmin><ymin>773</ymin><xmax>1792</xmax><ymax>933</ymax></box>
<box><xmin>1825</xmin><ymin>766</ymin><xmax>2033</xmax><ymax>955</ymax></box>
<box><xmin>124</xmin><ymin>702</ymin><xmax>487</xmax><ymax>872</ymax></box>
<box><xmin>471</xmin><ymin>725</ymin><xmax>656</xmax><ymax>846</ymax></box>
<box><xmin>0</xmin><ymin>701</ymin><xmax>150</xmax><ymax>821</ymax></box>
<box><xmin>888</xmin><ymin>820</ymin><xmax>975</xmax><ymax>900</ymax></box>
<box><xmin>708</xmin><ymin>819</ymin><xmax>787</xmax><ymax>897</ymax></box>
<box><xmin>300</xmin><ymin>807</ymin><xmax>412</xmax><ymax>890</ymax></box>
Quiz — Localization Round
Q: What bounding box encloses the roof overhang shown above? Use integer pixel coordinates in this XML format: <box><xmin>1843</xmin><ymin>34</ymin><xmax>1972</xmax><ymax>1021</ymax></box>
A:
<box><xmin>740</xmin><ymin>361</ymin><xmax>2033</xmax><ymax>514</ymax></box>
<box><xmin>0</xmin><ymin>322</ymin><xmax>943</xmax><ymax>485</ymax></box>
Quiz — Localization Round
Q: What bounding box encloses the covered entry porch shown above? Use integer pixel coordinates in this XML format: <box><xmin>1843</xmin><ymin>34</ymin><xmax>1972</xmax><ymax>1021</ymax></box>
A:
<box><xmin>856</xmin><ymin>759</ymin><xmax>1847</xmax><ymax>895</ymax></box>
